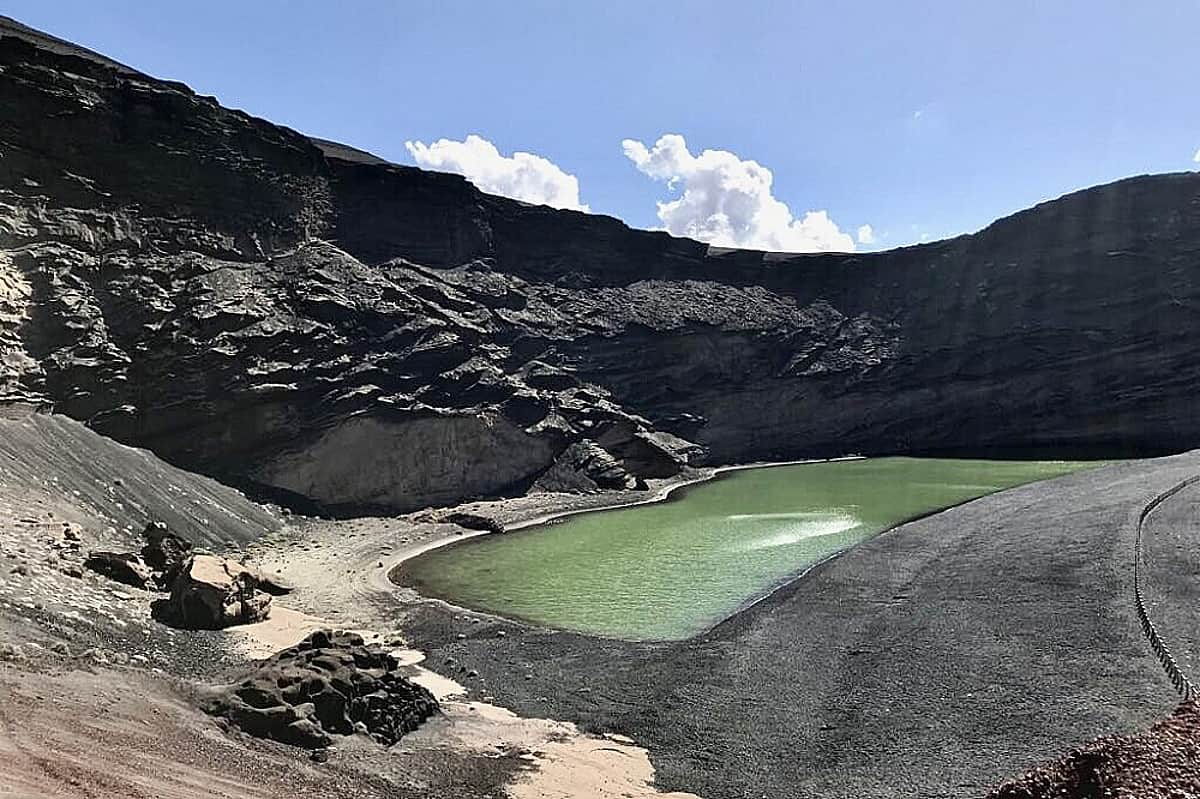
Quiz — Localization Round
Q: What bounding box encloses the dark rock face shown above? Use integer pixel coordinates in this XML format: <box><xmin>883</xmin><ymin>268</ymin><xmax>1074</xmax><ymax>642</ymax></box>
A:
<box><xmin>3</xmin><ymin>16</ymin><xmax>1200</xmax><ymax>513</ymax></box>
<box><xmin>140</xmin><ymin>521</ymin><xmax>193</xmax><ymax>581</ymax></box>
<box><xmin>204</xmin><ymin>629</ymin><xmax>438</xmax><ymax>749</ymax></box>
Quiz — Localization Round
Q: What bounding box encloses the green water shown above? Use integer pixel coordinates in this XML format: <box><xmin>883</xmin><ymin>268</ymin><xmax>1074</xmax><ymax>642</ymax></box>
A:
<box><xmin>402</xmin><ymin>457</ymin><xmax>1098</xmax><ymax>641</ymax></box>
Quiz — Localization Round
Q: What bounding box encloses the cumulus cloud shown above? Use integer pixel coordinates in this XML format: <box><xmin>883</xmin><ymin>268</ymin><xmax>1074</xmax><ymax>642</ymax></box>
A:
<box><xmin>856</xmin><ymin>224</ymin><xmax>875</xmax><ymax>245</ymax></box>
<box><xmin>1194</xmin><ymin>147</ymin><xmax>1200</xmax><ymax>163</ymax></box>
<box><xmin>405</xmin><ymin>134</ymin><xmax>588</xmax><ymax>211</ymax></box>
<box><xmin>621</xmin><ymin>133</ymin><xmax>856</xmax><ymax>252</ymax></box>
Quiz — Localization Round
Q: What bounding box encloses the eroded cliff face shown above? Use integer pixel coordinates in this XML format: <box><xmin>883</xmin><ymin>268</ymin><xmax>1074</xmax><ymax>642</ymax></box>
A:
<box><xmin>2</xmin><ymin>16</ymin><xmax>1199</xmax><ymax>513</ymax></box>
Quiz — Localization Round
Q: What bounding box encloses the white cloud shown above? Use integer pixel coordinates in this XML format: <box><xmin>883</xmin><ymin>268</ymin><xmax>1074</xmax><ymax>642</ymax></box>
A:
<box><xmin>621</xmin><ymin>133</ymin><xmax>856</xmax><ymax>253</ymax></box>
<box><xmin>1194</xmin><ymin>147</ymin><xmax>1200</xmax><ymax>163</ymax></box>
<box><xmin>405</xmin><ymin>134</ymin><xmax>588</xmax><ymax>211</ymax></box>
<box><xmin>856</xmin><ymin>224</ymin><xmax>875</xmax><ymax>245</ymax></box>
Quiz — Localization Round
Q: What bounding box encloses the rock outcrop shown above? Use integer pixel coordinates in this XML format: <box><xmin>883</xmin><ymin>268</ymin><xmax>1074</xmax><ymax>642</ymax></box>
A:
<box><xmin>82</xmin><ymin>550</ymin><xmax>153</xmax><ymax>589</ymax></box>
<box><xmin>2</xmin><ymin>15</ymin><xmax>1200</xmax><ymax>515</ymax></box>
<box><xmin>157</xmin><ymin>554</ymin><xmax>272</xmax><ymax>629</ymax></box>
<box><xmin>139</xmin><ymin>521</ymin><xmax>193</xmax><ymax>583</ymax></box>
<box><xmin>203</xmin><ymin>629</ymin><xmax>438</xmax><ymax>749</ymax></box>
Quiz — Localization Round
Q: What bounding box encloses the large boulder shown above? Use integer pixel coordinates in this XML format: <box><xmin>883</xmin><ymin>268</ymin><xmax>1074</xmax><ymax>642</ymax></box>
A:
<box><xmin>83</xmin><ymin>551</ymin><xmax>153</xmax><ymax>589</ymax></box>
<box><xmin>203</xmin><ymin>629</ymin><xmax>438</xmax><ymax>749</ymax></box>
<box><xmin>157</xmin><ymin>554</ymin><xmax>272</xmax><ymax>629</ymax></box>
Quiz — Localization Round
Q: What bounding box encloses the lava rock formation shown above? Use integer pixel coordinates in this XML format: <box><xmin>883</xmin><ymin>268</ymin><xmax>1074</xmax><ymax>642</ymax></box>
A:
<box><xmin>203</xmin><ymin>629</ymin><xmax>439</xmax><ymax>749</ymax></box>
<box><xmin>3</xmin><ymin>15</ymin><xmax>1200</xmax><ymax>514</ymax></box>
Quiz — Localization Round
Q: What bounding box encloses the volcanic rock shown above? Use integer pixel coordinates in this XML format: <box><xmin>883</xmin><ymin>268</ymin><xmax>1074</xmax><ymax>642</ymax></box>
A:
<box><xmin>139</xmin><ymin>521</ymin><xmax>192</xmax><ymax>579</ymax></box>
<box><xmin>203</xmin><ymin>629</ymin><xmax>438</xmax><ymax>749</ymax></box>
<box><xmin>440</xmin><ymin>512</ymin><xmax>505</xmax><ymax>535</ymax></box>
<box><xmin>83</xmin><ymin>551</ymin><xmax>153</xmax><ymax>589</ymax></box>
<box><xmin>2</xmin><ymin>15</ymin><xmax>1200</xmax><ymax>518</ymax></box>
<box><xmin>157</xmin><ymin>554</ymin><xmax>272</xmax><ymax>629</ymax></box>
<box><xmin>988</xmin><ymin>700</ymin><xmax>1200</xmax><ymax>798</ymax></box>
<box><xmin>533</xmin><ymin>439</ymin><xmax>643</xmax><ymax>492</ymax></box>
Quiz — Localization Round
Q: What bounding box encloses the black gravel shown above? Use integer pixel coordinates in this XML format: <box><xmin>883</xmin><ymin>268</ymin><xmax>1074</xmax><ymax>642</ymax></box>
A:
<box><xmin>400</xmin><ymin>454</ymin><xmax>1200</xmax><ymax>799</ymax></box>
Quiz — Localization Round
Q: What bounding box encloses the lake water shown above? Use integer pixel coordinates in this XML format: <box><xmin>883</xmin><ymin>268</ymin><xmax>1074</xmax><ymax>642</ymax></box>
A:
<box><xmin>400</xmin><ymin>457</ymin><xmax>1098</xmax><ymax>640</ymax></box>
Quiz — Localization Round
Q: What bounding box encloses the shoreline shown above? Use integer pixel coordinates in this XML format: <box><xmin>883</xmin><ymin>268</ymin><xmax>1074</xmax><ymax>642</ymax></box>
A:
<box><xmin>380</xmin><ymin>454</ymin><xmax>865</xmax><ymax>598</ymax></box>
<box><xmin>397</xmin><ymin>453</ymin><xmax>1197</xmax><ymax>799</ymax></box>
<box><xmin>385</xmin><ymin>454</ymin><xmax>1098</xmax><ymax>644</ymax></box>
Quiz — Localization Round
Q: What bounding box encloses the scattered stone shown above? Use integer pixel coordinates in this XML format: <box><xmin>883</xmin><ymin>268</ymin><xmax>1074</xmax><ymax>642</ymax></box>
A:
<box><xmin>80</xmin><ymin>648</ymin><xmax>108</xmax><ymax>664</ymax></box>
<box><xmin>50</xmin><ymin>642</ymin><xmax>71</xmax><ymax>656</ymax></box>
<box><xmin>202</xmin><ymin>630</ymin><xmax>438</xmax><ymax>749</ymax></box>
<box><xmin>0</xmin><ymin>643</ymin><xmax>26</xmax><ymax>662</ymax></box>
<box><xmin>61</xmin><ymin>565</ymin><xmax>84</xmax><ymax>579</ymax></box>
<box><xmin>310</xmin><ymin>748</ymin><xmax>330</xmax><ymax>763</ymax></box>
<box><xmin>10</xmin><ymin>563</ymin><xmax>29</xmax><ymax>577</ymax></box>
<box><xmin>83</xmin><ymin>551</ymin><xmax>152</xmax><ymax>589</ymax></box>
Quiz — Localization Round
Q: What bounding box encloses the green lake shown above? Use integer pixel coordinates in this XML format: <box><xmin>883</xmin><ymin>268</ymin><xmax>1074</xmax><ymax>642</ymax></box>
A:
<box><xmin>400</xmin><ymin>457</ymin><xmax>1099</xmax><ymax>641</ymax></box>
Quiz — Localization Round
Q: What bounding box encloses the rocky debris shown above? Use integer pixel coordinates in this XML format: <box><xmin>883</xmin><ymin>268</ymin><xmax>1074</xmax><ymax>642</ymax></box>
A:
<box><xmin>439</xmin><ymin>512</ymin><xmax>505</xmax><ymax>535</ymax></box>
<box><xmin>83</xmin><ymin>551</ymin><xmax>153</xmax><ymax>589</ymax></box>
<box><xmin>155</xmin><ymin>554</ymin><xmax>272</xmax><ymax>629</ymax></box>
<box><xmin>140</xmin><ymin>521</ymin><xmax>193</xmax><ymax>578</ymax></box>
<box><xmin>82</xmin><ymin>521</ymin><xmax>197</xmax><ymax>591</ymax></box>
<box><xmin>988</xmin><ymin>700</ymin><xmax>1200</xmax><ymax>798</ymax></box>
<box><xmin>203</xmin><ymin>629</ymin><xmax>438</xmax><ymax>749</ymax></box>
<box><xmin>533</xmin><ymin>439</ymin><xmax>643</xmax><ymax>492</ymax></box>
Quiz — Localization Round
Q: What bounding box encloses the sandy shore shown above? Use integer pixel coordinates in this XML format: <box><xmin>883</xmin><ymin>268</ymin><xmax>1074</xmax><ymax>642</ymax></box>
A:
<box><xmin>229</xmin><ymin>578</ymin><xmax>699</xmax><ymax>799</ymax></box>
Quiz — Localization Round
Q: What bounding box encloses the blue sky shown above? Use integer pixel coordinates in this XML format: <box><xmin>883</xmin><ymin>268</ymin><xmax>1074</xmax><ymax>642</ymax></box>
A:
<box><xmin>5</xmin><ymin>1</ymin><xmax>1198</xmax><ymax>251</ymax></box>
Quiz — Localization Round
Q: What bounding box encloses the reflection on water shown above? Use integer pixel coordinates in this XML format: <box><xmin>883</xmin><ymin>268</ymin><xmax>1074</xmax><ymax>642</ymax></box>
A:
<box><xmin>402</xmin><ymin>457</ymin><xmax>1099</xmax><ymax>640</ymax></box>
<box><xmin>734</xmin><ymin>514</ymin><xmax>861</xmax><ymax>552</ymax></box>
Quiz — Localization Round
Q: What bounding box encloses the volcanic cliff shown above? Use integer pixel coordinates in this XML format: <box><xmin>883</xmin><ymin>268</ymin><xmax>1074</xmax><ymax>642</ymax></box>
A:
<box><xmin>3</xmin><ymin>16</ymin><xmax>1199</xmax><ymax>514</ymax></box>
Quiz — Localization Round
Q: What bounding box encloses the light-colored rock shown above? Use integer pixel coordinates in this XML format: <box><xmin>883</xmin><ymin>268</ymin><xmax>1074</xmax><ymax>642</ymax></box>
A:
<box><xmin>161</xmin><ymin>554</ymin><xmax>272</xmax><ymax>630</ymax></box>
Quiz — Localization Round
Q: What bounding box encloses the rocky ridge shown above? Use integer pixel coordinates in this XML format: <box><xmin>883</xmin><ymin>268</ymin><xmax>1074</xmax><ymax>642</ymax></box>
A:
<box><xmin>3</xmin><ymin>16</ymin><xmax>1200</xmax><ymax>517</ymax></box>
